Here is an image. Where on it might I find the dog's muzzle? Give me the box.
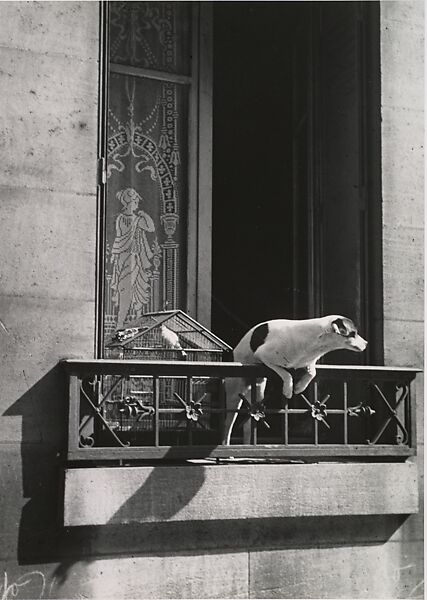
[353,335,368,352]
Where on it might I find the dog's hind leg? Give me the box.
[222,377,249,445]
[223,376,268,445]
[257,377,267,402]
[241,377,267,444]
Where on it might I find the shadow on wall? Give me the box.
[52,515,409,589]
[4,364,410,592]
[3,364,67,564]
[52,456,210,585]
[4,363,208,581]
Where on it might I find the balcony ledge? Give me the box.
[63,461,418,526]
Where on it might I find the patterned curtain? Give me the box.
[103,2,191,340]
[109,1,190,74]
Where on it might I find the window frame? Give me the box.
[97,2,382,358]
[291,2,384,363]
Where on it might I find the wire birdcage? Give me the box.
[102,311,231,438]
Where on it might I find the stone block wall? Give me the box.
[0,0,99,596]
[380,2,424,598]
[381,0,424,368]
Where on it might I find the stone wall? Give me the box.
[381,0,424,368]
[0,0,99,596]
[380,1,424,597]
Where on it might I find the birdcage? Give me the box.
[105,310,231,361]
[101,311,232,443]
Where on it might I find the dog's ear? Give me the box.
[332,318,349,336]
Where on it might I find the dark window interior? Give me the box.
[212,3,300,347]
[212,2,382,366]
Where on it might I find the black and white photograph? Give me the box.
[0,1,424,598]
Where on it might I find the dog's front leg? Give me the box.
[260,362,294,399]
[294,363,316,395]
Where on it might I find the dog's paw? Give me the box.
[294,381,308,395]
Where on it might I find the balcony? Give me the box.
[63,359,419,462]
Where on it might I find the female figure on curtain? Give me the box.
[111,187,156,329]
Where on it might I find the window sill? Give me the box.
[63,461,418,526]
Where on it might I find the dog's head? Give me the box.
[328,316,368,352]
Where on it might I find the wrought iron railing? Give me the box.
[63,359,420,461]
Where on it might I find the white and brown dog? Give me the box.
[223,315,367,444]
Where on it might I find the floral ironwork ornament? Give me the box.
[118,396,156,419]
[185,400,203,422]
[300,393,331,429]
[311,400,328,422]
[173,392,204,423]
[238,393,271,429]
[347,402,376,417]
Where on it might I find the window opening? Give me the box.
[211,2,383,365]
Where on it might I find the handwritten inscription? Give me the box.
[1,570,46,600]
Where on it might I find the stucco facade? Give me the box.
[0,2,423,599]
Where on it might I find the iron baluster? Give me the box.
[314,382,319,445]
[78,375,98,448]
[251,378,258,446]
[370,383,409,445]
[154,376,160,446]
[79,378,130,448]
[187,375,193,445]
[79,374,125,435]
[343,381,348,445]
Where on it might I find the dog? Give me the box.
[223,315,367,444]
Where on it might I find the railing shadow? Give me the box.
[3,364,67,564]
[3,364,215,585]
[53,450,213,585]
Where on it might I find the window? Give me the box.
[97,1,211,353]
[98,2,382,357]
[72,1,417,463]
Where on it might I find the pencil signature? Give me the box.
[1,570,46,600]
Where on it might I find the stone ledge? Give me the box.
[63,462,418,526]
